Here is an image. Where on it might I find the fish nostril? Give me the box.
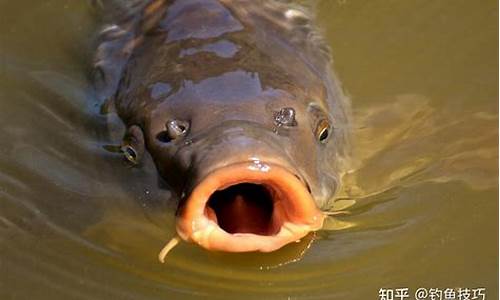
[274,107,297,127]
[156,131,172,143]
[166,120,189,138]
[156,120,190,143]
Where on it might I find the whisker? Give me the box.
[158,235,181,263]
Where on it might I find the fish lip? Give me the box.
[175,161,325,252]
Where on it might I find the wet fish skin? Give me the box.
[94,0,350,252]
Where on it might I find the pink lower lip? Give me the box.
[175,161,325,252]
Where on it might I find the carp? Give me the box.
[93,0,350,257]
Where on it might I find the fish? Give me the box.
[92,0,350,256]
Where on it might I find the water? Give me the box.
[0,1,497,299]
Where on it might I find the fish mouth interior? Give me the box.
[205,183,280,236]
[176,162,325,252]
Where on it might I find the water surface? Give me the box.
[0,1,497,299]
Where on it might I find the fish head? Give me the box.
[125,68,342,252]
[106,0,349,253]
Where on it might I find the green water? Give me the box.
[0,1,497,299]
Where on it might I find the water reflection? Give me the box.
[0,0,497,299]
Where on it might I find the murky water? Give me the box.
[0,1,497,299]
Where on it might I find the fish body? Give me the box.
[94,0,350,252]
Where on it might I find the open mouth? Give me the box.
[176,162,325,252]
[206,183,279,236]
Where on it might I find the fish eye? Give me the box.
[315,119,331,144]
[121,145,138,164]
